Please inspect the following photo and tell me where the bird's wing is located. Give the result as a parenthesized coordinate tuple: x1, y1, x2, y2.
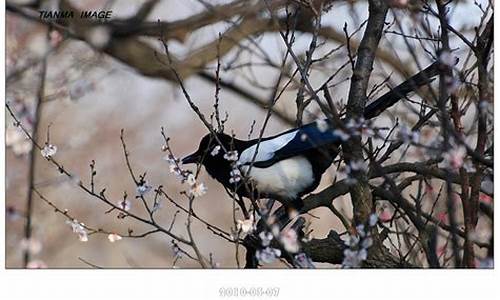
(238, 130, 298, 165)
(238, 120, 341, 168)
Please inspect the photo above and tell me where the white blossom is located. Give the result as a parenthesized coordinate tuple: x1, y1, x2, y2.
(172, 244, 182, 259)
(152, 200, 163, 212)
(236, 216, 255, 234)
(210, 145, 221, 156)
(294, 253, 314, 268)
(40, 144, 57, 158)
(345, 118, 376, 139)
(439, 50, 456, 67)
(256, 247, 281, 264)
(369, 213, 378, 227)
(188, 182, 207, 198)
(346, 234, 360, 247)
(136, 182, 152, 196)
(398, 125, 419, 144)
(342, 216, 377, 268)
(463, 160, 477, 173)
(117, 199, 131, 211)
(6, 126, 32, 156)
(342, 248, 367, 268)
(315, 119, 329, 132)
(229, 168, 242, 184)
(107, 233, 122, 243)
(166, 155, 187, 181)
(186, 173, 196, 186)
(86, 26, 111, 49)
(333, 129, 350, 141)
(66, 219, 88, 242)
(169, 163, 181, 176)
(349, 159, 368, 173)
(259, 231, 274, 247)
(359, 123, 375, 139)
(345, 118, 358, 130)
(223, 150, 239, 161)
(356, 224, 366, 237)
(361, 237, 373, 249)
(280, 229, 300, 253)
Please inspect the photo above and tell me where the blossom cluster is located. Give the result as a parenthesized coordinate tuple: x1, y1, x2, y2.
(6, 100, 35, 156)
(186, 173, 208, 197)
(66, 219, 89, 242)
(313, 117, 383, 144)
(338, 159, 369, 185)
(164, 154, 207, 198)
(438, 50, 460, 95)
(397, 124, 420, 145)
(342, 213, 378, 268)
(254, 224, 303, 265)
(345, 117, 376, 139)
(223, 150, 243, 185)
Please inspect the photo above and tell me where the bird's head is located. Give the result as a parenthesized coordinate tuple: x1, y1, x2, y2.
(181, 132, 233, 165)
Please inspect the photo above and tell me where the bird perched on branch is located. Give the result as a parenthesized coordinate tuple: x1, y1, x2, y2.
(182, 62, 439, 210)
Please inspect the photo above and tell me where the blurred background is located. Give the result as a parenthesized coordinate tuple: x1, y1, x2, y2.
(5, 0, 493, 268)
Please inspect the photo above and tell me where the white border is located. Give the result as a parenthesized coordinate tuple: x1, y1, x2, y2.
(1, 4, 499, 300)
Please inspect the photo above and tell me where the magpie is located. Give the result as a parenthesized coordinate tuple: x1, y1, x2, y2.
(182, 62, 439, 209)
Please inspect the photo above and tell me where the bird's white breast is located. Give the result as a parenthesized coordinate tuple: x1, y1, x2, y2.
(240, 155, 314, 200)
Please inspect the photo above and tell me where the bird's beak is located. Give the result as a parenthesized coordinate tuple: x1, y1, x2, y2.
(181, 152, 200, 164)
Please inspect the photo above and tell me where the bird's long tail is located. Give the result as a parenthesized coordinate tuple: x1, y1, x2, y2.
(363, 61, 440, 120)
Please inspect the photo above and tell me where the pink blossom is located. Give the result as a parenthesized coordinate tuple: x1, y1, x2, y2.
(436, 212, 448, 225)
(256, 247, 281, 264)
(27, 260, 48, 269)
(378, 209, 392, 222)
(479, 193, 493, 205)
(437, 245, 447, 257)
(442, 146, 466, 170)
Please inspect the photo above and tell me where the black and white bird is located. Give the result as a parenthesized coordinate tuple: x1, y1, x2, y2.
(182, 62, 440, 209)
